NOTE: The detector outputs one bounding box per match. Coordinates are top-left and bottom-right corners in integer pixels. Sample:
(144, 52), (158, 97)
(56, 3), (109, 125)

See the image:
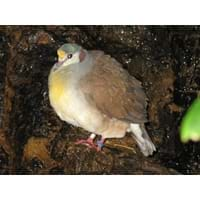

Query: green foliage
(180, 97), (200, 142)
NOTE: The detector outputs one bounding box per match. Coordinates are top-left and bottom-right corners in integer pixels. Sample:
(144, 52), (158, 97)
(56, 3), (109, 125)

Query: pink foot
(75, 134), (105, 152)
(75, 137), (98, 150)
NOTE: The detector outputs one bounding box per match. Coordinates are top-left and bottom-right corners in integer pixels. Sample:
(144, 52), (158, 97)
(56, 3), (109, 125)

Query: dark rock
(0, 25), (200, 174)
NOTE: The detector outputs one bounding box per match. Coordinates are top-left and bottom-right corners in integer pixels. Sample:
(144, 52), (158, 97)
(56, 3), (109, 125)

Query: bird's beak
(57, 49), (66, 60)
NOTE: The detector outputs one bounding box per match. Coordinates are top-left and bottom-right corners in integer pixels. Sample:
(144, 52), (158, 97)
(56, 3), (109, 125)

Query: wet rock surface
(0, 25), (199, 174)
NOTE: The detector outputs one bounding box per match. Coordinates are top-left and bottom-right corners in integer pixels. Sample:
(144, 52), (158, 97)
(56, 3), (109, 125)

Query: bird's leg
(75, 133), (97, 149)
(96, 137), (105, 151)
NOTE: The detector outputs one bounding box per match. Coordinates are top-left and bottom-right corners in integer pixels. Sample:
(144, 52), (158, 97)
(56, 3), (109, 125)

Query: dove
(48, 43), (156, 156)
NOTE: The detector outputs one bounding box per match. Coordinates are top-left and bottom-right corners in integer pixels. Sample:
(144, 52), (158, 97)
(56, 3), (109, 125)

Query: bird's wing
(79, 50), (148, 123)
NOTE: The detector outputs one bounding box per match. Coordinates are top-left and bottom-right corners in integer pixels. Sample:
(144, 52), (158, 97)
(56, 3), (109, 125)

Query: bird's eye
(67, 54), (73, 59)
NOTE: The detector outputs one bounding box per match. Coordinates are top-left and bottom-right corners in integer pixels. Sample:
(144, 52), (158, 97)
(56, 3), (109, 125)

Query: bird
(48, 43), (156, 156)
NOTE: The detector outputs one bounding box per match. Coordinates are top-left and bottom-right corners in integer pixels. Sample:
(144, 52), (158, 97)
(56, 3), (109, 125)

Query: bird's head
(54, 43), (86, 70)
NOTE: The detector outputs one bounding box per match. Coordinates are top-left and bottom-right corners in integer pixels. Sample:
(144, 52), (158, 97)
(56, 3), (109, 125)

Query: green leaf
(180, 97), (200, 143)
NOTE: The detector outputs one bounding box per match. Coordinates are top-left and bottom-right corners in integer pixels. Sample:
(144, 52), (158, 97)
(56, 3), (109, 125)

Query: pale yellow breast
(48, 70), (80, 126)
(49, 72), (68, 104)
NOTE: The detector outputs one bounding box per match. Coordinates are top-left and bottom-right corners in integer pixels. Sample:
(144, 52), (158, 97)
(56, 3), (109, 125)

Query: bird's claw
(75, 138), (105, 152)
(75, 138), (98, 150)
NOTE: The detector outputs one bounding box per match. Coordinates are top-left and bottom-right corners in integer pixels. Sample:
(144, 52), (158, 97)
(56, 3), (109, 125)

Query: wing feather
(79, 50), (147, 123)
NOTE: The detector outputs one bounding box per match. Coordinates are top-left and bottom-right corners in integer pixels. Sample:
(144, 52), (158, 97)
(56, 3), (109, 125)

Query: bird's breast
(49, 73), (67, 103)
(48, 66), (104, 131)
(48, 70), (80, 126)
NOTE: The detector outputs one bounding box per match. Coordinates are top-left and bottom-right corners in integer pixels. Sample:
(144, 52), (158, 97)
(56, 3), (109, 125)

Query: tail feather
(130, 123), (156, 156)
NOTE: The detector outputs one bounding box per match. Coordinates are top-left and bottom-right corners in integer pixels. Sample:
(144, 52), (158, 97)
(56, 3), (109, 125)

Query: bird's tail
(130, 123), (156, 156)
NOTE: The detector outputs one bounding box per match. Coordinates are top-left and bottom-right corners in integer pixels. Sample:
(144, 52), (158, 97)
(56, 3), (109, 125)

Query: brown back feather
(79, 50), (148, 123)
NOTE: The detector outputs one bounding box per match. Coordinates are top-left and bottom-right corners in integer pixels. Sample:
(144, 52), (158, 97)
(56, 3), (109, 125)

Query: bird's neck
(50, 51), (92, 84)
(61, 51), (93, 78)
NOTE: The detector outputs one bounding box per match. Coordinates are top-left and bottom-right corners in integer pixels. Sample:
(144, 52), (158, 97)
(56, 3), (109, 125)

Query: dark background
(0, 26), (200, 174)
